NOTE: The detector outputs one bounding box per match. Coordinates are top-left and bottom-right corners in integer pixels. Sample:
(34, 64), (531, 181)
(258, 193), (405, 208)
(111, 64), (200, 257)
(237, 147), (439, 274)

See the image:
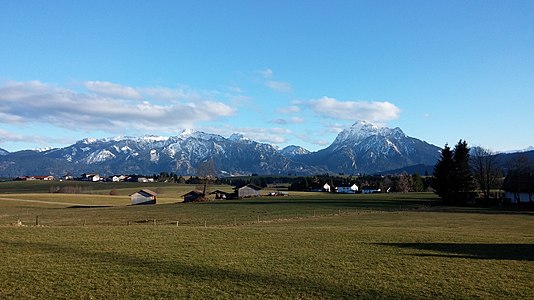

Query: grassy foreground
(0, 185), (533, 298)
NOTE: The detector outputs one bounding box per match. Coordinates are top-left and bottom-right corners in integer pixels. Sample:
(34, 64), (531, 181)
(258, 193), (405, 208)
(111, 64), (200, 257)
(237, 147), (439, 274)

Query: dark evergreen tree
(433, 140), (475, 205)
(451, 140), (474, 204)
(433, 144), (454, 204)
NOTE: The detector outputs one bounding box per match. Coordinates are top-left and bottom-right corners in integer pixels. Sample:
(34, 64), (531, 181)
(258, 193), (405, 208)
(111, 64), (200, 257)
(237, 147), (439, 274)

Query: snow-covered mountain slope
(0, 148), (9, 156)
(292, 121), (441, 174)
(0, 130), (323, 177)
(280, 145), (311, 157)
(0, 122), (443, 177)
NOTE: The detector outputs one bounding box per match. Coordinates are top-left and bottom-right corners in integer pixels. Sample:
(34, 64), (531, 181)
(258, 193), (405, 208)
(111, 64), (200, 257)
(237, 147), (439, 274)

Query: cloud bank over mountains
(0, 78), (402, 151)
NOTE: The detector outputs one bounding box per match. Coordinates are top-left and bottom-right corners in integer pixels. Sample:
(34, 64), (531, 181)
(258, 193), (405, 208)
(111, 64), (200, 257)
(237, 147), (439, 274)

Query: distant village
(11, 167), (532, 206)
(14, 173), (156, 183)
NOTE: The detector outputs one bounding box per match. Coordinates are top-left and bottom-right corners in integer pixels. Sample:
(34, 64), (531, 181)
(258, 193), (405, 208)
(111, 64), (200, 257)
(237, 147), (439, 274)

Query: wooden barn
(236, 184), (262, 198)
(182, 190), (206, 203)
(209, 189), (232, 200)
(130, 189), (157, 205)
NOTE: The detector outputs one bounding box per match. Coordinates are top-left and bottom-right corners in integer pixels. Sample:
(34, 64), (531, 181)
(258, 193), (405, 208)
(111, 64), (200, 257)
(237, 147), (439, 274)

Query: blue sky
(1, 1), (533, 152)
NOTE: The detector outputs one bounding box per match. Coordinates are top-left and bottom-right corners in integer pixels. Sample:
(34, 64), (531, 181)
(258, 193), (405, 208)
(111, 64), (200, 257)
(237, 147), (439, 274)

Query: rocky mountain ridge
(0, 121), (442, 177)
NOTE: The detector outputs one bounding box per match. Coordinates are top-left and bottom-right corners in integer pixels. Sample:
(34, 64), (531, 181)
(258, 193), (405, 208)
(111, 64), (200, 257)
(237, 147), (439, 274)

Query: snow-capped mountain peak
(0, 122), (442, 177)
(333, 120), (404, 145)
(281, 145), (311, 157)
(179, 129), (196, 138)
(229, 133), (250, 142)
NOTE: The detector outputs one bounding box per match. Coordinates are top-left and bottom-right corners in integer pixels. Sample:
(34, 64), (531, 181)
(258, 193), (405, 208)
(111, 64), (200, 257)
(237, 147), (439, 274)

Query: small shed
(130, 189), (157, 205)
(182, 190), (206, 203)
(236, 184), (262, 198)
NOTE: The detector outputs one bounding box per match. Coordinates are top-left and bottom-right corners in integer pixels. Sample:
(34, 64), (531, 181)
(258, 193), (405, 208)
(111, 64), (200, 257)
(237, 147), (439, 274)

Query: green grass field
(0, 181), (533, 299)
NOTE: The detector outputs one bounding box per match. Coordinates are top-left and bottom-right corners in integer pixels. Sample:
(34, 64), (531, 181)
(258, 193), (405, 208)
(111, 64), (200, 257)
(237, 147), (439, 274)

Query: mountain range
(0, 121), (445, 177)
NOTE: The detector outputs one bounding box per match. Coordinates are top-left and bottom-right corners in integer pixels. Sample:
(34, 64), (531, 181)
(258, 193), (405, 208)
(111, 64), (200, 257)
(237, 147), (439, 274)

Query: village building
(81, 173), (101, 182)
(14, 175), (55, 181)
(209, 189), (232, 200)
(182, 190), (206, 203)
(130, 189), (157, 205)
(337, 184), (359, 194)
(361, 186), (381, 194)
(236, 184), (262, 198)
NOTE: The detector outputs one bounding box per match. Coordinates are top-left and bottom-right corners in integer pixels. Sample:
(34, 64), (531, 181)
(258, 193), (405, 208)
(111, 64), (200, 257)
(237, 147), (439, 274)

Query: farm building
(337, 184), (359, 194)
(236, 184), (262, 198)
(15, 175), (55, 181)
(502, 174), (534, 204)
(323, 183), (333, 192)
(209, 190), (232, 199)
(130, 189), (157, 205)
(361, 186), (381, 194)
(81, 173), (101, 182)
(182, 190), (206, 202)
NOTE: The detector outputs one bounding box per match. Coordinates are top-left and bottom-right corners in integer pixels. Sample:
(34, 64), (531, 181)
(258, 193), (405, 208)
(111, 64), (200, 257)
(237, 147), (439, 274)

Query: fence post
(176, 221), (179, 227)
(204, 220), (207, 228)
(35, 215), (39, 226)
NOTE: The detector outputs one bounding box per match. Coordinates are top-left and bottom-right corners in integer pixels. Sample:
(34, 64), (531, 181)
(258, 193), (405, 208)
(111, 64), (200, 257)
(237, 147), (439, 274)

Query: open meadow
(0, 181), (533, 299)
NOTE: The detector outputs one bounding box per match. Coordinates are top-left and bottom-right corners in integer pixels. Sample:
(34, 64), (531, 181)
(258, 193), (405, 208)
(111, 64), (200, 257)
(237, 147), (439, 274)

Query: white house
(83, 173), (100, 182)
(111, 175), (129, 182)
(337, 184), (359, 194)
(323, 183), (332, 193)
(361, 186), (381, 194)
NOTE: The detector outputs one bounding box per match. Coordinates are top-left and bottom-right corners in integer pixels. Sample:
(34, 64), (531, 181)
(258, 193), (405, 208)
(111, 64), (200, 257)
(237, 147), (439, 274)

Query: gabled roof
(182, 190), (205, 197)
(130, 189), (158, 197)
(236, 184), (262, 191)
(209, 190), (231, 195)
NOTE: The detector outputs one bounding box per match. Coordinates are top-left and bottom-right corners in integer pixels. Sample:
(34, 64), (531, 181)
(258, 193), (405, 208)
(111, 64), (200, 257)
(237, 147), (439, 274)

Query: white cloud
(140, 86), (199, 101)
(259, 68), (274, 78)
(271, 117), (304, 125)
(0, 81), (236, 133)
(266, 80), (292, 93)
(309, 97), (401, 122)
(258, 68), (292, 93)
(290, 117), (304, 123)
(84, 81), (142, 99)
(0, 128), (67, 146)
(272, 118), (287, 125)
(276, 105), (301, 114)
(202, 125), (290, 145)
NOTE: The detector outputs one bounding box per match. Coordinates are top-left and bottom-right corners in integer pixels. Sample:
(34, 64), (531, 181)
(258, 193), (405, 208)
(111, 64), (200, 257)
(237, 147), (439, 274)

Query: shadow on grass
(2, 240), (401, 299)
(204, 199), (436, 209)
(378, 243), (534, 261)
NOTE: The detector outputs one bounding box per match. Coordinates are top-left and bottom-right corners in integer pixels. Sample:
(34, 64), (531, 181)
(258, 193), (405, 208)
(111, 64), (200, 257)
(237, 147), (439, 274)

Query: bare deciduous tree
(395, 174), (413, 193)
(471, 147), (501, 201)
(195, 159), (218, 196)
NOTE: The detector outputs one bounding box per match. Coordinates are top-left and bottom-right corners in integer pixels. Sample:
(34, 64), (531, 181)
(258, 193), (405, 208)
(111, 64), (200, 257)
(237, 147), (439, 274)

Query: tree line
(432, 139), (534, 205)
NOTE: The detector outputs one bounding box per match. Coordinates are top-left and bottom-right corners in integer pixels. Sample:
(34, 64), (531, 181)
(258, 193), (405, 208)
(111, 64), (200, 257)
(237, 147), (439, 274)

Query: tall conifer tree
(433, 144), (454, 204)
(433, 140), (474, 205)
